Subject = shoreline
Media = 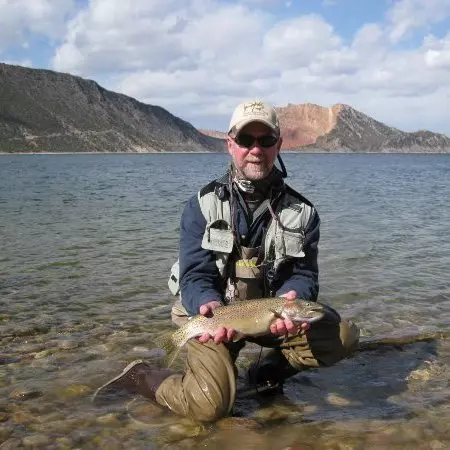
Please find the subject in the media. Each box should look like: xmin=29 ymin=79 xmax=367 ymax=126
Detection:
xmin=1 ymin=151 xmax=449 ymax=155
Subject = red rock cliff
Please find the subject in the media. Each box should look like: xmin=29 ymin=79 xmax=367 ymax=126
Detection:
xmin=276 ymin=103 xmax=341 ymax=148
xmin=200 ymin=102 xmax=450 ymax=153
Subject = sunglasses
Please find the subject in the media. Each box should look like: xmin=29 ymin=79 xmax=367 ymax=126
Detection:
xmin=234 ymin=134 xmax=278 ymax=149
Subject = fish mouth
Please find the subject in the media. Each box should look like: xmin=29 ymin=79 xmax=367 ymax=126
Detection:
xmin=305 ymin=312 xmax=325 ymax=323
xmin=296 ymin=310 xmax=326 ymax=323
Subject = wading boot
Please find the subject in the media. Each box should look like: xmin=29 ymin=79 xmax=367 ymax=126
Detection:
xmin=246 ymin=350 xmax=298 ymax=397
xmin=92 ymin=359 xmax=173 ymax=406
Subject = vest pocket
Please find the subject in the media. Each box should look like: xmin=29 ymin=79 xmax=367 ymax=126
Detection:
xmin=280 ymin=230 xmax=305 ymax=258
xmin=168 ymin=260 xmax=180 ymax=295
xmin=201 ymin=220 xmax=234 ymax=253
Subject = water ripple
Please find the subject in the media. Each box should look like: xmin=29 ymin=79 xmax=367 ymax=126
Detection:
xmin=1 ymin=153 xmax=450 ymax=448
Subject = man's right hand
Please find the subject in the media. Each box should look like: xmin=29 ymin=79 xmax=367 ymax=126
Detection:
xmin=198 ymin=301 xmax=235 ymax=344
xmin=199 ymin=300 xmax=222 ymax=318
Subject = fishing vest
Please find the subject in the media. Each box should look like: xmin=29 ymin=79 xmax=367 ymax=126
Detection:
xmin=168 ymin=182 xmax=315 ymax=302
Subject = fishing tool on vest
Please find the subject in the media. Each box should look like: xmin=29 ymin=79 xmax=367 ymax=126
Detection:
xmin=226 ymin=166 xmax=285 ymax=302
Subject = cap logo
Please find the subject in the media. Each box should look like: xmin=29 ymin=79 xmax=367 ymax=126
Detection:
xmin=243 ymin=101 xmax=266 ymax=116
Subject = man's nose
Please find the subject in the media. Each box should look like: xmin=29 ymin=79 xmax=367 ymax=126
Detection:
xmin=249 ymin=142 xmax=264 ymax=151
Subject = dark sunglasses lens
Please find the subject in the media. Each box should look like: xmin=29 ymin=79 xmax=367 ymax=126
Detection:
xmin=236 ymin=134 xmax=277 ymax=148
xmin=235 ymin=134 xmax=254 ymax=148
xmin=258 ymin=135 xmax=278 ymax=147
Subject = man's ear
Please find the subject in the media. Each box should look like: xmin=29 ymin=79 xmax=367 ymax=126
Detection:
xmin=226 ymin=136 xmax=234 ymax=156
xmin=277 ymin=136 xmax=283 ymax=152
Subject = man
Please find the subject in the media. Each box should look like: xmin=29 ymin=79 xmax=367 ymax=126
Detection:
xmin=94 ymin=99 xmax=360 ymax=422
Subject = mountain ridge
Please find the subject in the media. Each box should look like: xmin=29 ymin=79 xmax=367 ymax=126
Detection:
xmin=1 ymin=62 xmax=449 ymax=153
xmin=202 ymin=103 xmax=450 ymax=153
xmin=0 ymin=63 xmax=224 ymax=153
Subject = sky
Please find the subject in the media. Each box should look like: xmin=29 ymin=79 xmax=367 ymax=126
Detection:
xmin=1 ymin=0 xmax=450 ymax=134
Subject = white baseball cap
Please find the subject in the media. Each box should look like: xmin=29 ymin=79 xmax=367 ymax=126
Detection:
xmin=228 ymin=99 xmax=280 ymax=136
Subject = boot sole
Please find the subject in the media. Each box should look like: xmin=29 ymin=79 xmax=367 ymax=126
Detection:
xmin=237 ymin=382 xmax=283 ymax=398
xmin=92 ymin=359 xmax=144 ymax=404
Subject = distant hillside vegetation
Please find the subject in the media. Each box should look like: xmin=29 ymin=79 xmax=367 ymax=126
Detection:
xmin=0 ymin=63 xmax=225 ymax=153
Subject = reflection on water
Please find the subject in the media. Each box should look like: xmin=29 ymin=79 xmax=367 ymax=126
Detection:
xmin=1 ymin=153 xmax=450 ymax=448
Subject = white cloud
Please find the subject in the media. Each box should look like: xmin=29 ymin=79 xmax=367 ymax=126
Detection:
xmin=53 ymin=0 xmax=191 ymax=74
xmin=262 ymin=15 xmax=341 ymax=68
xmin=2 ymin=0 xmax=450 ymax=134
xmin=424 ymin=33 xmax=450 ymax=68
xmin=50 ymin=0 xmax=450 ymax=134
xmin=239 ymin=0 xmax=281 ymax=5
xmin=387 ymin=0 xmax=450 ymax=42
xmin=0 ymin=0 xmax=74 ymax=52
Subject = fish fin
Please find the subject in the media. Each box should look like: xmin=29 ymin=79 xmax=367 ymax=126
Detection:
xmin=155 ymin=332 xmax=182 ymax=368
xmin=231 ymin=331 xmax=246 ymax=342
xmin=268 ymin=309 xmax=283 ymax=319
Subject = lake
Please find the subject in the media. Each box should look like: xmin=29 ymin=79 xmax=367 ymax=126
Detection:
xmin=1 ymin=153 xmax=450 ymax=449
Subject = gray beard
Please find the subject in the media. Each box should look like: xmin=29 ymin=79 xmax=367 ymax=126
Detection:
xmin=231 ymin=164 xmax=281 ymax=196
xmin=231 ymin=165 xmax=281 ymax=219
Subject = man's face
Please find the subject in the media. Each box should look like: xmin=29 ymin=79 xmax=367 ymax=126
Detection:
xmin=227 ymin=122 xmax=282 ymax=181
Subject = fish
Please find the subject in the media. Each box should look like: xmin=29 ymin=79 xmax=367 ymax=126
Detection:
xmin=156 ymin=297 xmax=326 ymax=367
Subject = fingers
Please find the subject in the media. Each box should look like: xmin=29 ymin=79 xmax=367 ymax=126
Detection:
xmin=198 ymin=332 xmax=212 ymax=343
xmin=214 ymin=327 xmax=236 ymax=344
xmin=213 ymin=327 xmax=227 ymax=344
xmin=199 ymin=304 xmax=211 ymax=317
xmin=199 ymin=300 xmax=222 ymax=317
xmin=270 ymin=318 xmax=308 ymax=336
xmin=270 ymin=318 xmax=287 ymax=335
xmin=226 ymin=328 xmax=235 ymax=342
xmin=300 ymin=322 xmax=311 ymax=331
xmin=284 ymin=318 xmax=297 ymax=333
xmin=198 ymin=327 xmax=235 ymax=344
xmin=280 ymin=290 xmax=297 ymax=301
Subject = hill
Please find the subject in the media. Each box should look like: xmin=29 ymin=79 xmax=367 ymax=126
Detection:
xmin=202 ymin=103 xmax=450 ymax=153
xmin=0 ymin=63 xmax=224 ymax=153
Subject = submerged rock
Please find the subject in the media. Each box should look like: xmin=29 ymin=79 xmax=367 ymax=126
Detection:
xmin=216 ymin=416 xmax=262 ymax=431
xmin=9 ymin=389 xmax=43 ymax=402
xmin=56 ymin=384 xmax=91 ymax=400
xmin=22 ymin=434 xmax=50 ymax=448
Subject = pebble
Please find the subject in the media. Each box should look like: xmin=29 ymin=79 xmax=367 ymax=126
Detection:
xmin=54 ymin=437 xmax=74 ymax=449
xmin=326 ymin=393 xmax=353 ymax=406
xmin=9 ymin=388 xmax=42 ymax=401
xmin=56 ymin=384 xmax=91 ymax=400
xmin=96 ymin=413 xmax=122 ymax=427
xmin=0 ymin=438 xmax=22 ymax=450
xmin=85 ymin=344 xmax=111 ymax=355
xmin=160 ymin=438 xmax=198 ymax=449
xmin=216 ymin=416 xmax=262 ymax=430
xmin=0 ymin=355 xmax=20 ymax=365
xmin=253 ymin=403 xmax=299 ymax=421
xmin=127 ymin=399 xmax=168 ymax=424
xmin=22 ymin=434 xmax=50 ymax=448
xmin=166 ymin=421 xmax=204 ymax=438
xmin=57 ymin=339 xmax=79 ymax=350
xmin=0 ymin=427 xmax=12 ymax=442
xmin=33 ymin=350 xmax=53 ymax=359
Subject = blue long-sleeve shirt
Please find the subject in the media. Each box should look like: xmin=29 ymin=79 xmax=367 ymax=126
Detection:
xmin=178 ymin=180 xmax=320 ymax=316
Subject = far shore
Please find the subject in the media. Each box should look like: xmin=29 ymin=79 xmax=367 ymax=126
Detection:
xmin=1 ymin=150 xmax=449 ymax=155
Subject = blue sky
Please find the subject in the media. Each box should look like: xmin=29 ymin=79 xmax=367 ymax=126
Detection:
xmin=1 ymin=0 xmax=450 ymax=134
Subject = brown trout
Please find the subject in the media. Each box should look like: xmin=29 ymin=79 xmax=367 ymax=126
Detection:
xmin=156 ymin=297 xmax=325 ymax=367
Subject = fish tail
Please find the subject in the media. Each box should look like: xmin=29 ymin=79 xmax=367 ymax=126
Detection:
xmin=155 ymin=332 xmax=182 ymax=368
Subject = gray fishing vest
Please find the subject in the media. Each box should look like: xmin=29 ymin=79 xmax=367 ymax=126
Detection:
xmin=168 ymin=186 xmax=314 ymax=299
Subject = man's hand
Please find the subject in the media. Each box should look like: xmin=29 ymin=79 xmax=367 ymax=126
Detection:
xmin=269 ymin=290 xmax=311 ymax=336
xmin=198 ymin=300 xmax=236 ymax=344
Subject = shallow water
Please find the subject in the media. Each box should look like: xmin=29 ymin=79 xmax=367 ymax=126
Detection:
xmin=1 ymin=153 xmax=450 ymax=449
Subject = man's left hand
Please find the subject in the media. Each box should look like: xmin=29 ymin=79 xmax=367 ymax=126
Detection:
xmin=270 ymin=290 xmax=311 ymax=336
